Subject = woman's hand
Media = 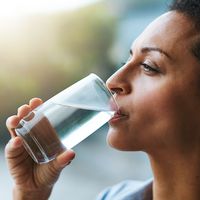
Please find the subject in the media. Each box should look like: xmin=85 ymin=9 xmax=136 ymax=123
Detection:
xmin=5 ymin=98 xmax=75 ymax=200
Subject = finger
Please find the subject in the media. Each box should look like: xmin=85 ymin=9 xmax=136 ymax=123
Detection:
xmin=29 ymin=98 xmax=43 ymax=110
xmin=52 ymin=150 xmax=75 ymax=170
xmin=6 ymin=115 xmax=20 ymax=137
xmin=5 ymin=137 xmax=25 ymax=159
xmin=17 ymin=104 xmax=31 ymax=119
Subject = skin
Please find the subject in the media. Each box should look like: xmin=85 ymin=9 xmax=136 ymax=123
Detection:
xmin=107 ymin=11 xmax=200 ymax=153
xmin=5 ymin=11 xmax=200 ymax=200
xmin=5 ymin=98 xmax=75 ymax=200
xmin=107 ymin=11 xmax=200 ymax=200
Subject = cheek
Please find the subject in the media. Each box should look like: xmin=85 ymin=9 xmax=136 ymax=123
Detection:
xmin=134 ymin=81 xmax=170 ymax=113
xmin=107 ymin=76 xmax=196 ymax=151
xmin=132 ymin=81 xmax=180 ymax=133
xmin=135 ymin=75 xmax=183 ymax=112
xmin=107 ymin=83 xmax=172 ymax=150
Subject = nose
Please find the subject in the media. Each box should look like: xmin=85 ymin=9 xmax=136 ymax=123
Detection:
xmin=106 ymin=67 xmax=132 ymax=95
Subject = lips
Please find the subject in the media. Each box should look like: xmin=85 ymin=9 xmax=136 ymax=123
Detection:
xmin=109 ymin=108 xmax=128 ymax=123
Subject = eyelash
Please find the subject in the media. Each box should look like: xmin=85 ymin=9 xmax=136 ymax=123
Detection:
xmin=141 ymin=63 xmax=160 ymax=73
xmin=118 ymin=58 xmax=161 ymax=75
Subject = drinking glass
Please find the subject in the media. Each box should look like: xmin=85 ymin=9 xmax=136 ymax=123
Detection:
xmin=15 ymin=73 xmax=118 ymax=164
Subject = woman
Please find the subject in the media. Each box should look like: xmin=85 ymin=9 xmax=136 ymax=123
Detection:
xmin=5 ymin=0 xmax=200 ymax=199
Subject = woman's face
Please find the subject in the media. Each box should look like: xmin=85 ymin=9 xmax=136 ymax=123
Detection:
xmin=106 ymin=11 xmax=200 ymax=153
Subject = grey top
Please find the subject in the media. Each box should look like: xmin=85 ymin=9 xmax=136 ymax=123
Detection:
xmin=96 ymin=179 xmax=153 ymax=200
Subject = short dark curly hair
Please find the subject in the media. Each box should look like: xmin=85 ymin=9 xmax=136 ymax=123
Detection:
xmin=169 ymin=0 xmax=200 ymax=61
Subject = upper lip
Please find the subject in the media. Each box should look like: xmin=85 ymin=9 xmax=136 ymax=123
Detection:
xmin=114 ymin=108 xmax=128 ymax=117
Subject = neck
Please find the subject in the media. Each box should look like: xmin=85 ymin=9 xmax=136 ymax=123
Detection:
xmin=148 ymin=148 xmax=200 ymax=200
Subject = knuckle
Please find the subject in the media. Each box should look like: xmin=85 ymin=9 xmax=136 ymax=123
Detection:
xmin=6 ymin=116 xmax=18 ymax=129
xmin=17 ymin=104 xmax=29 ymax=112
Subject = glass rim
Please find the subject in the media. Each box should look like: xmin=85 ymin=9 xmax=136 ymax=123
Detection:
xmin=89 ymin=73 xmax=116 ymax=97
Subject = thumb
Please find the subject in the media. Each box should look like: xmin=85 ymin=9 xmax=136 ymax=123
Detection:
xmin=37 ymin=150 xmax=76 ymax=187
xmin=51 ymin=150 xmax=76 ymax=171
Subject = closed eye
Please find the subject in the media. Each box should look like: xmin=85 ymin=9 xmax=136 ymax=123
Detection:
xmin=141 ymin=63 xmax=160 ymax=74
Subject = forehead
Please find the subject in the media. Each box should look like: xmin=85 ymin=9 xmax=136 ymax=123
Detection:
xmin=132 ymin=11 xmax=197 ymax=58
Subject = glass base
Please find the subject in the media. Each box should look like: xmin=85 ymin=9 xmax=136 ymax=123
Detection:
xmin=15 ymin=124 xmax=51 ymax=164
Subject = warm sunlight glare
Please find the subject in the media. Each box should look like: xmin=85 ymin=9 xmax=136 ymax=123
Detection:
xmin=0 ymin=0 xmax=99 ymax=18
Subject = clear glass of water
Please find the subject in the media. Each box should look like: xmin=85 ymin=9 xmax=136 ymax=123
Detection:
xmin=15 ymin=73 xmax=118 ymax=164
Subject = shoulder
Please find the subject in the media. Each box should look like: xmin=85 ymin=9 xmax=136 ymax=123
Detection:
xmin=96 ymin=179 xmax=153 ymax=200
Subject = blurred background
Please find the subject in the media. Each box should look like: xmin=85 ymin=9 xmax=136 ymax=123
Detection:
xmin=0 ymin=0 xmax=171 ymax=199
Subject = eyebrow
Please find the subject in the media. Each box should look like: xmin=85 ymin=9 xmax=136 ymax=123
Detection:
xmin=130 ymin=47 xmax=172 ymax=60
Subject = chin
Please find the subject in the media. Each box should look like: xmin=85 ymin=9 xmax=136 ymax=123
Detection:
xmin=106 ymin=128 xmax=146 ymax=152
xmin=106 ymin=133 xmax=138 ymax=151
